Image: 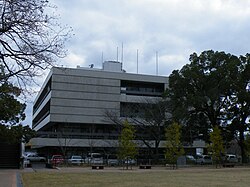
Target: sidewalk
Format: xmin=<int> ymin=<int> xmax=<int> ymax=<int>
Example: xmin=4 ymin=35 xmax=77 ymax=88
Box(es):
xmin=0 ymin=169 xmax=23 ymax=187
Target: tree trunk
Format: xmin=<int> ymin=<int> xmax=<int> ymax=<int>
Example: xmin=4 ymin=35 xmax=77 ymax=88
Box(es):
xmin=154 ymin=141 xmax=160 ymax=164
xmin=239 ymin=130 xmax=247 ymax=163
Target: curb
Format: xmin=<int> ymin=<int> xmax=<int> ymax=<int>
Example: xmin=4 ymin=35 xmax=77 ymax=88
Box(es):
xmin=16 ymin=172 xmax=23 ymax=187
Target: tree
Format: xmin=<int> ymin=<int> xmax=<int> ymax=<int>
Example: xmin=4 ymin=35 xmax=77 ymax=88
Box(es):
xmin=0 ymin=0 xmax=71 ymax=89
xmin=208 ymin=126 xmax=224 ymax=168
xmin=56 ymin=128 xmax=72 ymax=162
xmin=0 ymin=0 xmax=70 ymax=148
xmin=118 ymin=120 xmax=138 ymax=169
xmin=0 ymin=82 xmax=25 ymax=124
xmin=106 ymin=98 xmax=170 ymax=164
xmin=0 ymin=81 xmax=35 ymax=143
xmin=165 ymin=122 xmax=184 ymax=169
xmin=128 ymin=99 xmax=170 ymax=162
xmin=225 ymin=54 xmax=250 ymax=163
xmin=0 ymin=124 xmax=36 ymax=144
xmin=166 ymin=50 xmax=249 ymax=146
xmin=55 ymin=123 xmax=82 ymax=163
xmin=245 ymin=134 xmax=250 ymax=161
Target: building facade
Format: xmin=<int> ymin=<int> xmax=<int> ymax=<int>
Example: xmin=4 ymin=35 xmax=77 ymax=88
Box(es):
xmin=31 ymin=61 xmax=169 ymax=156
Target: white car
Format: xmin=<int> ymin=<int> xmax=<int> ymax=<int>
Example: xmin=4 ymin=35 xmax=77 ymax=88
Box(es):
xmin=24 ymin=153 xmax=46 ymax=162
xmin=68 ymin=155 xmax=84 ymax=165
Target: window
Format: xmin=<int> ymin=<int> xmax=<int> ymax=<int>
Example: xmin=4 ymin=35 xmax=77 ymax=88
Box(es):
xmin=120 ymin=80 xmax=164 ymax=97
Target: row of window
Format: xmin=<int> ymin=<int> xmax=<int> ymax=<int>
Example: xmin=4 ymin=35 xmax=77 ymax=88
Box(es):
xmin=33 ymin=78 xmax=51 ymax=114
xmin=120 ymin=80 xmax=164 ymax=97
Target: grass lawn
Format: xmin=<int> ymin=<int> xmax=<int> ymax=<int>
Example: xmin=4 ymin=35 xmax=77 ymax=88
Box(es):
xmin=21 ymin=167 xmax=250 ymax=187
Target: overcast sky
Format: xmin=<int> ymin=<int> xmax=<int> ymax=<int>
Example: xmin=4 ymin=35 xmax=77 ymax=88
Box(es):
xmin=23 ymin=0 xmax=250 ymax=126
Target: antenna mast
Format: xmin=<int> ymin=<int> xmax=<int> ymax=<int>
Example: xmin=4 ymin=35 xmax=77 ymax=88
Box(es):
xmin=101 ymin=51 xmax=103 ymax=63
xmin=137 ymin=49 xmax=139 ymax=74
xmin=156 ymin=51 xmax=158 ymax=75
xmin=116 ymin=47 xmax=119 ymax=62
xmin=121 ymin=42 xmax=123 ymax=63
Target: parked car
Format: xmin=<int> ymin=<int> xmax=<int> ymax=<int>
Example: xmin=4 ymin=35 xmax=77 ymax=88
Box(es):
xmin=196 ymin=155 xmax=212 ymax=165
xmin=86 ymin=153 xmax=103 ymax=165
xmin=68 ymin=155 xmax=84 ymax=165
xmin=224 ymin=154 xmax=238 ymax=163
xmin=124 ymin=157 xmax=136 ymax=165
xmin=107 ymin=155 xmax=119 ymax=166
xmin=50 ymin=155 xmax=64 ymax=165
xmin=186 ymin=155 xmax=196 ymax=164
xmin=24 ymin=153 xmax=46 ymax=162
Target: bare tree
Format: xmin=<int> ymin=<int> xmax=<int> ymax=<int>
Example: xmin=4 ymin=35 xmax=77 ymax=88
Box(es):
xmin=131 ymin=99 xmax=171 ymax=162
xmin=105 ymin=98 xmax=171 ymax=163
xmin=0 ymin=0 xmax=71 ymax=89
xmin=88 ymin=124 xmax=97 ymax=155
xmin=56 ymin=126 xmax=73 ymax=163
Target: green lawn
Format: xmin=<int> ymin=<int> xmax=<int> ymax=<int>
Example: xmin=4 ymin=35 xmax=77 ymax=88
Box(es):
xmin=21 ymin=167 xmax=250 ymax=187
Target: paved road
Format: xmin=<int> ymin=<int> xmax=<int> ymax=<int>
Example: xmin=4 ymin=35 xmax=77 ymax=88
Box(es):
xmin=31 ymin=162 xmax=46 ymax=170
xmin=0 ymin=169 xmax=19 ymax=187
xmin=0 ymin=166 xmax=38 ymax=187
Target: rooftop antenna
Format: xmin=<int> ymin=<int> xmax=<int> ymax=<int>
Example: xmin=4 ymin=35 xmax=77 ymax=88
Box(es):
xmin=137 ymin=49 xmax=139 ymax=74
xmin=156 ymin=51 xmax=158 ymax=75
xmin=101 ymin=51 xmax=103 ymax=63
xmin=117 ymin=46 xmax=119 ymax=62
xmin=121 ymin=42 xmax=123 ymax=63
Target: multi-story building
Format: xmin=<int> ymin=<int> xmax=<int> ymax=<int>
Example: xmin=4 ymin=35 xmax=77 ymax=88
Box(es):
xmin=30 ymin=61 xmax=169 ymax=156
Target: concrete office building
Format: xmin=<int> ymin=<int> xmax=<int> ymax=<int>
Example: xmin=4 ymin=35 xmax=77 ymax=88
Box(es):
xmin=31 ymin=61 xmax=169 ymax=156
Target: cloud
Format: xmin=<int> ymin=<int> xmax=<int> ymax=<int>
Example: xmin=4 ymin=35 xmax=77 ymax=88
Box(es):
xmin=61 ymin=52 xmax=87 ymax=67
xmin=50 ymin=0 xmax=250 ymax=75
xmin=23 ymin=0 xmax=250 ymax=125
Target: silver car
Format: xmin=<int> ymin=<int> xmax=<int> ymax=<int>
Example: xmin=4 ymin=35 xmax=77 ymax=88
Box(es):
xmin=224 ymin=154 xmax=238 ymax=163
xmin=196 ymin=155 xmax=212 ymax=165
xmin=107 ymin=155 xmax=119 ymax=166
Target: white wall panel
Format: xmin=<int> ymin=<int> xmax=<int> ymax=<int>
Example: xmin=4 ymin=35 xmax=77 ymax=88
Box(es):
xmin=52 ymin=82 xmax=120 ymax=94
xmin=51 ymin=98 xmax=119 ymax=109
